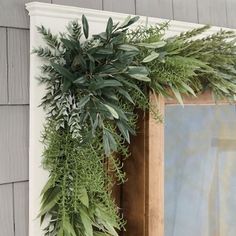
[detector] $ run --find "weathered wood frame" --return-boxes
[121,91,232,236]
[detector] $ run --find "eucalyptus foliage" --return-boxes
[34,15,236,236]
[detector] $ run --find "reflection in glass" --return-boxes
[165,105,236,236]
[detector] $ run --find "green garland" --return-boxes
[34,15,236,236]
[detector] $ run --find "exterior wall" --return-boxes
[0,0,236,235]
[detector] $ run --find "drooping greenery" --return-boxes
[34,15,236,236]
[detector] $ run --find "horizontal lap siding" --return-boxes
[0,106,29,184]
[8,28,29,104]
[136,0,173,19]
[103,0,135,14]
[173,0,198,23]
[0,28,7,104]
[0,184,14,236]
[226,0,236,28]
[198,0,228,27]
[0,0,51,29]
[52,0,103,9]
[14,181,29,236]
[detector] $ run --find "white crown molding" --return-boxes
[26,2,146,24]
[26,2,233,36]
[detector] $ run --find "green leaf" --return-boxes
[94,232,110,236]
[96,48,113,55]
[51,62,75,81]
[63,217,76,236]
[127,66,151,81]
[82,15,89,39]
[103,129,117,155]
[62,79,72,92]
[58,227,64,236]
[103,222,119,236]
[181,82,196,96]
[104,104,119,119]
[41,186,60,206]
[106,17,113,38]
[79,209,93,236]
[90,79,123,90]
[73,76,87,84]
[95,207,119,235]
[142,51,159,63]
[117,121,130,143]
[78,187,89,208]
[118,15,140,29]
[118,44,139,52]
[72,54,87,70]
[118,77,145,95]
[77,95,90,109]
[61,38,80,50]
[40,178,54,196]
[88,54,95,73]
[93,32,107,40]
[130,74,151,82]
[118,15,131,29]
[103,131,110,155]
[39,187,60,217]
[128,66,149,76]
[117,88,134,104]
[137,41,166,49]
[171,86,184,106]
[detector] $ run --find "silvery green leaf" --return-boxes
[118,44,139,52]
[136,41,166,49]
[128,66,149,76]
[82,15,89,39]
[104,104,119,119]
[142,51,159,63]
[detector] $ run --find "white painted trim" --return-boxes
[26,2,235,236]
[26,2,233,34]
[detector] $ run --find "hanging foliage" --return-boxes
[34,14,236,236]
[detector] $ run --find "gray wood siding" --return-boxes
[0,106,29,184]
[173,0,198,23]
[0,0,236,235]
[14,182,29,236]
[0,27,7,104]
[136,0,173,19]
[226,0,236,28]
[198,0,228,27]
[52,0,103,9]
[0,184,14,236]
[0,0,51,28]
[103,0,135,14]
[8,29,29,104]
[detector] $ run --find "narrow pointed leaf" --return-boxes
[78,187,89,208]
[171,86,184,106]
[118,44,139,52]
[82,15,89,39]
[106,17,113,38]
[79,209,93,236]
[137,41,166,49]
[142,51,159,63]
[51,62,75,81]
[104,104,119,119]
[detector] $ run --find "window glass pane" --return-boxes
[165,105,236,236]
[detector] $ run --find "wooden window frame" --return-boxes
[121,91,232,236]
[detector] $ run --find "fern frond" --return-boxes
[67,20,82,41]
[37,25,61,49]
[32,46,56,59]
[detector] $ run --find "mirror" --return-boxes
[165,105,236,236]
